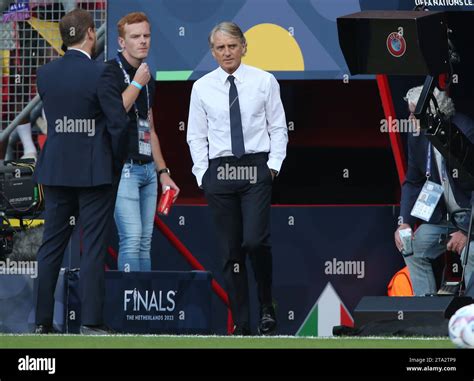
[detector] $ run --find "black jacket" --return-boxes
[400,112,474,229]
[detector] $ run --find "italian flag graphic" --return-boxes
[296,282,354,337]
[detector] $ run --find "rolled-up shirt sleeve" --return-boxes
[187,83,209,187]
[265,74,288,172]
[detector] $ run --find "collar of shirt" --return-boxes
[217,63,245,85]
[117,51,137,74]
[68,48,91,60]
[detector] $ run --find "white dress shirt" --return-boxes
[187,63,288,186]
[433,147,461,213]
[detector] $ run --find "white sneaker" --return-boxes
[21,152,37,161]
[35,116,47,135]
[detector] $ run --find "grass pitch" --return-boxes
[0,334,455,349]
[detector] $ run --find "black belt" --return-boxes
[126,158,152,165]
[210,152,269,165]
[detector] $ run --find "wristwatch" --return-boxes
[158,168,171,176]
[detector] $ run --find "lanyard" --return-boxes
[426,142,431,178]
[115,55,150,120]
[440,157,447,182]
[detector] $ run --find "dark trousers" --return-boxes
[203,153,273,327]
[35,184,113,326]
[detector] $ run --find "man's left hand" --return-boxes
[269,168,277,180]
[159,173,180,202]
[447,230,467,255]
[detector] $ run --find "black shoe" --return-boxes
[258,305,277,336]
[34,325,58,334]
[80,325,115,335]
[232,324,251,336]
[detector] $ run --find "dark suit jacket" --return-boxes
[401,112,474,228]
[34,49,128,187]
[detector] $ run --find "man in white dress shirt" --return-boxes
[187,22,288,335]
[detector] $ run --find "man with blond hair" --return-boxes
[187,21,288,335]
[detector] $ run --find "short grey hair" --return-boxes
[208,21,246,49]
[404,86,455,118]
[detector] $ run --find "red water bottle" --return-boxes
[157,186,176,216]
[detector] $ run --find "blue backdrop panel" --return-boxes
[0,209,403,335]
[107,0,474,80]
[0,275,35,333]
[104,271,212,334]
[0,269,67,334]
[107,0,363,80]
[60,269,212,334]
[149,205,404,335]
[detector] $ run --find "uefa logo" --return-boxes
[386,31,406,58]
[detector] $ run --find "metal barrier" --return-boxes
[0,0,106,158]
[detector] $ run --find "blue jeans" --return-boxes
[114,161,157,271]
[403,221,474,296]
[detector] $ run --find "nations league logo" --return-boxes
[386,31,406,58]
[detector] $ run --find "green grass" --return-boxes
[0,335,456,349]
